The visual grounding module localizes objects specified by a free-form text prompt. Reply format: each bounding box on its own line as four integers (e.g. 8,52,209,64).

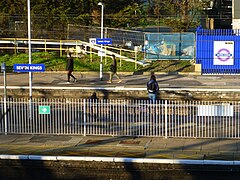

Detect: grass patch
0,52,195,72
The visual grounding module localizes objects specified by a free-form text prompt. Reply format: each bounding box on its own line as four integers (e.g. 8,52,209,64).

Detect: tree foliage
149,0,210,32
0,0,208,38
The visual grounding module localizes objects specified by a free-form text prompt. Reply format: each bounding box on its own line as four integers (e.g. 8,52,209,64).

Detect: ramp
0,38,149,67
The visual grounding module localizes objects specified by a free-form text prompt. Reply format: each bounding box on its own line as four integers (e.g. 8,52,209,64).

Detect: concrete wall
0,159,240,179
1,88,240,101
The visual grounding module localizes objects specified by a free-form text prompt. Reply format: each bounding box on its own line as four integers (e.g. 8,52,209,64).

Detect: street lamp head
98,2,103,6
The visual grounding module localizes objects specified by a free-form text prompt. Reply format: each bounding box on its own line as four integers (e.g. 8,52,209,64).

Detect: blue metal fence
196,28,240,74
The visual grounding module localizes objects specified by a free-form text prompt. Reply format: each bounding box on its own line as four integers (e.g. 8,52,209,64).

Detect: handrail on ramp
74,40,150,67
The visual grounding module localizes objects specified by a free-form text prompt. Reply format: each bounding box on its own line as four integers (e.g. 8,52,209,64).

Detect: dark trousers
67,70,76,82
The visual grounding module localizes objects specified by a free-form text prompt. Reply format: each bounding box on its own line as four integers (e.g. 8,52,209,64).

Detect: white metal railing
0,98,239,138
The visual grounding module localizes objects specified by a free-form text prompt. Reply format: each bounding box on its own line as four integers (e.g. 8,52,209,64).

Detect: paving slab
0,135,239,161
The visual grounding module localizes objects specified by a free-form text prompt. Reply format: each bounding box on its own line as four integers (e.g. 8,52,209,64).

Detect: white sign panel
232,19,240,30
197,104,233,116
214,41,234,65
98,50,105,56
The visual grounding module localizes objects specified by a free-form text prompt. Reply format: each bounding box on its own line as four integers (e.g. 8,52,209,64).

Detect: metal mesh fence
67,25,144,47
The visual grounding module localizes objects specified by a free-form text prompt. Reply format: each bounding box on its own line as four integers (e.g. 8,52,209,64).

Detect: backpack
148,80,156,92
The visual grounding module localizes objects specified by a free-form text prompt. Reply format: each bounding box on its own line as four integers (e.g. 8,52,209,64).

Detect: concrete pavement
2,71,240,89
0,134,240,162
2,71,240,100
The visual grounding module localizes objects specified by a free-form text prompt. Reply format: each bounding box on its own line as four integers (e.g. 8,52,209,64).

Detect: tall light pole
27,0,32,95
27,0,32,120
98,2,104,81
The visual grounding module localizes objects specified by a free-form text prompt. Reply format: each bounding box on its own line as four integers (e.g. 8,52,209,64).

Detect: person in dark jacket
108,54,121,83
66,53,77,83
89,92,98,100
147,74,159,102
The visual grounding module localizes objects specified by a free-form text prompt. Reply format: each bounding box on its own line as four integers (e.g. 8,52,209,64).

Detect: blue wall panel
196,28,240,74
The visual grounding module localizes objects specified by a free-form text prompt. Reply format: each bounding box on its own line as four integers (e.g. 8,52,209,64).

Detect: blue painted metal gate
196,28,240,74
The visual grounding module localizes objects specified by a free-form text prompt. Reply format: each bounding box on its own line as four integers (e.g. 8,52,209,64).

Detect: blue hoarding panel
13,64,45,72
144,33,195,60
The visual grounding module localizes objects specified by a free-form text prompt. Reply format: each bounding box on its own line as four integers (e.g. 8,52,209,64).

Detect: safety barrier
0,98,239,138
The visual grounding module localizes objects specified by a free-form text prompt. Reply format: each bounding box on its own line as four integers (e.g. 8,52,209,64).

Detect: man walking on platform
108,54,122,83
66,53,77,83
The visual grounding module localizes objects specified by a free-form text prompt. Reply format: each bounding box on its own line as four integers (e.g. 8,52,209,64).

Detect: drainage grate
119,140,140,145
84,140,104,144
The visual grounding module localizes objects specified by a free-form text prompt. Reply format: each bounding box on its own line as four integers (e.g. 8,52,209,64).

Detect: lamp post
27,0,32,95
27,0,32,120
98,2,104,81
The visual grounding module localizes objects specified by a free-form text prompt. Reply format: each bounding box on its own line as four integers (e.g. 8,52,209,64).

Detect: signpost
1,63,7,134
14,63,45,124
96,37,112,80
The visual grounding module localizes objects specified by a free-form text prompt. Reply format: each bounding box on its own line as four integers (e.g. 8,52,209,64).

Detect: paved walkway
1,71,240,90
1,72,240,161
0,134,240,161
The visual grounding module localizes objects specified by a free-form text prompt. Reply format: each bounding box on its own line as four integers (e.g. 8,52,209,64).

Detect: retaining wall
0,159,240,179
1,88,240,101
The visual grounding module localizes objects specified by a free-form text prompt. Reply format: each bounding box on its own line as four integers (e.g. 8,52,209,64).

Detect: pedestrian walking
66,52,77,83
147,74,159,103
108,54,122,83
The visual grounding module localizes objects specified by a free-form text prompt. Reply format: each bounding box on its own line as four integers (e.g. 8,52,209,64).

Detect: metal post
90,47,93,62
60,40,62,57
83,99,86,136
98,2,104,81
120,49,122,67
165,100,168,138
27,0,32,120
44,39,47,53
2,63,7,135
14,38,17,55
135,50,137,69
